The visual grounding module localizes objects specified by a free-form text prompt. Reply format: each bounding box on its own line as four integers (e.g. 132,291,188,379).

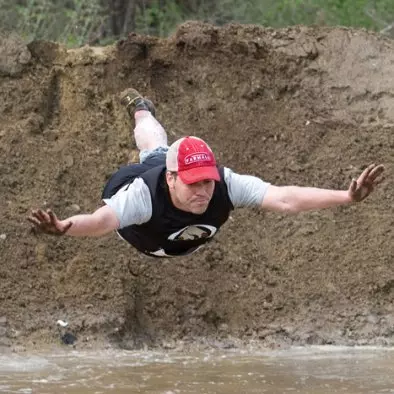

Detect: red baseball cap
166,136,220,184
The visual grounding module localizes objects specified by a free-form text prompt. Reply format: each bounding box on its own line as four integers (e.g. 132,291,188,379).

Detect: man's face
166,172,215,214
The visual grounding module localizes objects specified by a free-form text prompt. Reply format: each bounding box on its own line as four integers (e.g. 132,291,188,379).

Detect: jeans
139,146,169,164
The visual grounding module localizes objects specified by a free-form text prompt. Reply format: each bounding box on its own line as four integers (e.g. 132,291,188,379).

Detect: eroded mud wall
0,23,393,349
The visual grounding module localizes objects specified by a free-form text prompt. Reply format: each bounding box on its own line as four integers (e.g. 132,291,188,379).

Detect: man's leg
120,88,168,163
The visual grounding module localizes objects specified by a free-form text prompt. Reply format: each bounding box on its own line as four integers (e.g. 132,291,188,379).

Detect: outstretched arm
261,164,385,213
28,205,120,237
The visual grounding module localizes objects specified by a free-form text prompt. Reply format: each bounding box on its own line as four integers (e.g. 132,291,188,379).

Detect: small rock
64,155,74,168
69,204,81,213
367,313,379,324
162,341,176,350
25,114,44,134
61,332,77,345
0,316,7,325
0,234,6,241
56,320,69,328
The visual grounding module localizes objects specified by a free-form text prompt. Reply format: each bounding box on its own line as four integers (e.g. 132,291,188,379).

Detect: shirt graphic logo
168,225,217,241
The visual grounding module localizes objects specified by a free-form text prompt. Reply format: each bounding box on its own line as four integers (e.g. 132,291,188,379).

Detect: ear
166,171,176,189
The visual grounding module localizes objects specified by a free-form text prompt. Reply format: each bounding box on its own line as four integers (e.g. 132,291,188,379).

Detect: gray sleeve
223,167,270,208
102,178,152,228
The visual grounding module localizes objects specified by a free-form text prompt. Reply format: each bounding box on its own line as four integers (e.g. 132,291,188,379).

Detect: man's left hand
348,163,385,202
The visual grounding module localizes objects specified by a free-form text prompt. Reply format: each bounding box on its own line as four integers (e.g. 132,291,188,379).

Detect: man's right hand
28,209,72,236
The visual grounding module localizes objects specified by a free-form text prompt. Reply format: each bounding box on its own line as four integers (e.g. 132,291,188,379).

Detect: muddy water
0,346,394,394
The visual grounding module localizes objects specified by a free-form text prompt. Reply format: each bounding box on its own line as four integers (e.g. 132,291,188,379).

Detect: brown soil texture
0,22,393,352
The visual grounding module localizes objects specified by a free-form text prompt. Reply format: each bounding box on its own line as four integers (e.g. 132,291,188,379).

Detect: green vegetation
1,0,393,47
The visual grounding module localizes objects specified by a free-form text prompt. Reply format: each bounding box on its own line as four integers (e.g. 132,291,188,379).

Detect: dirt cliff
0,22,393,351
